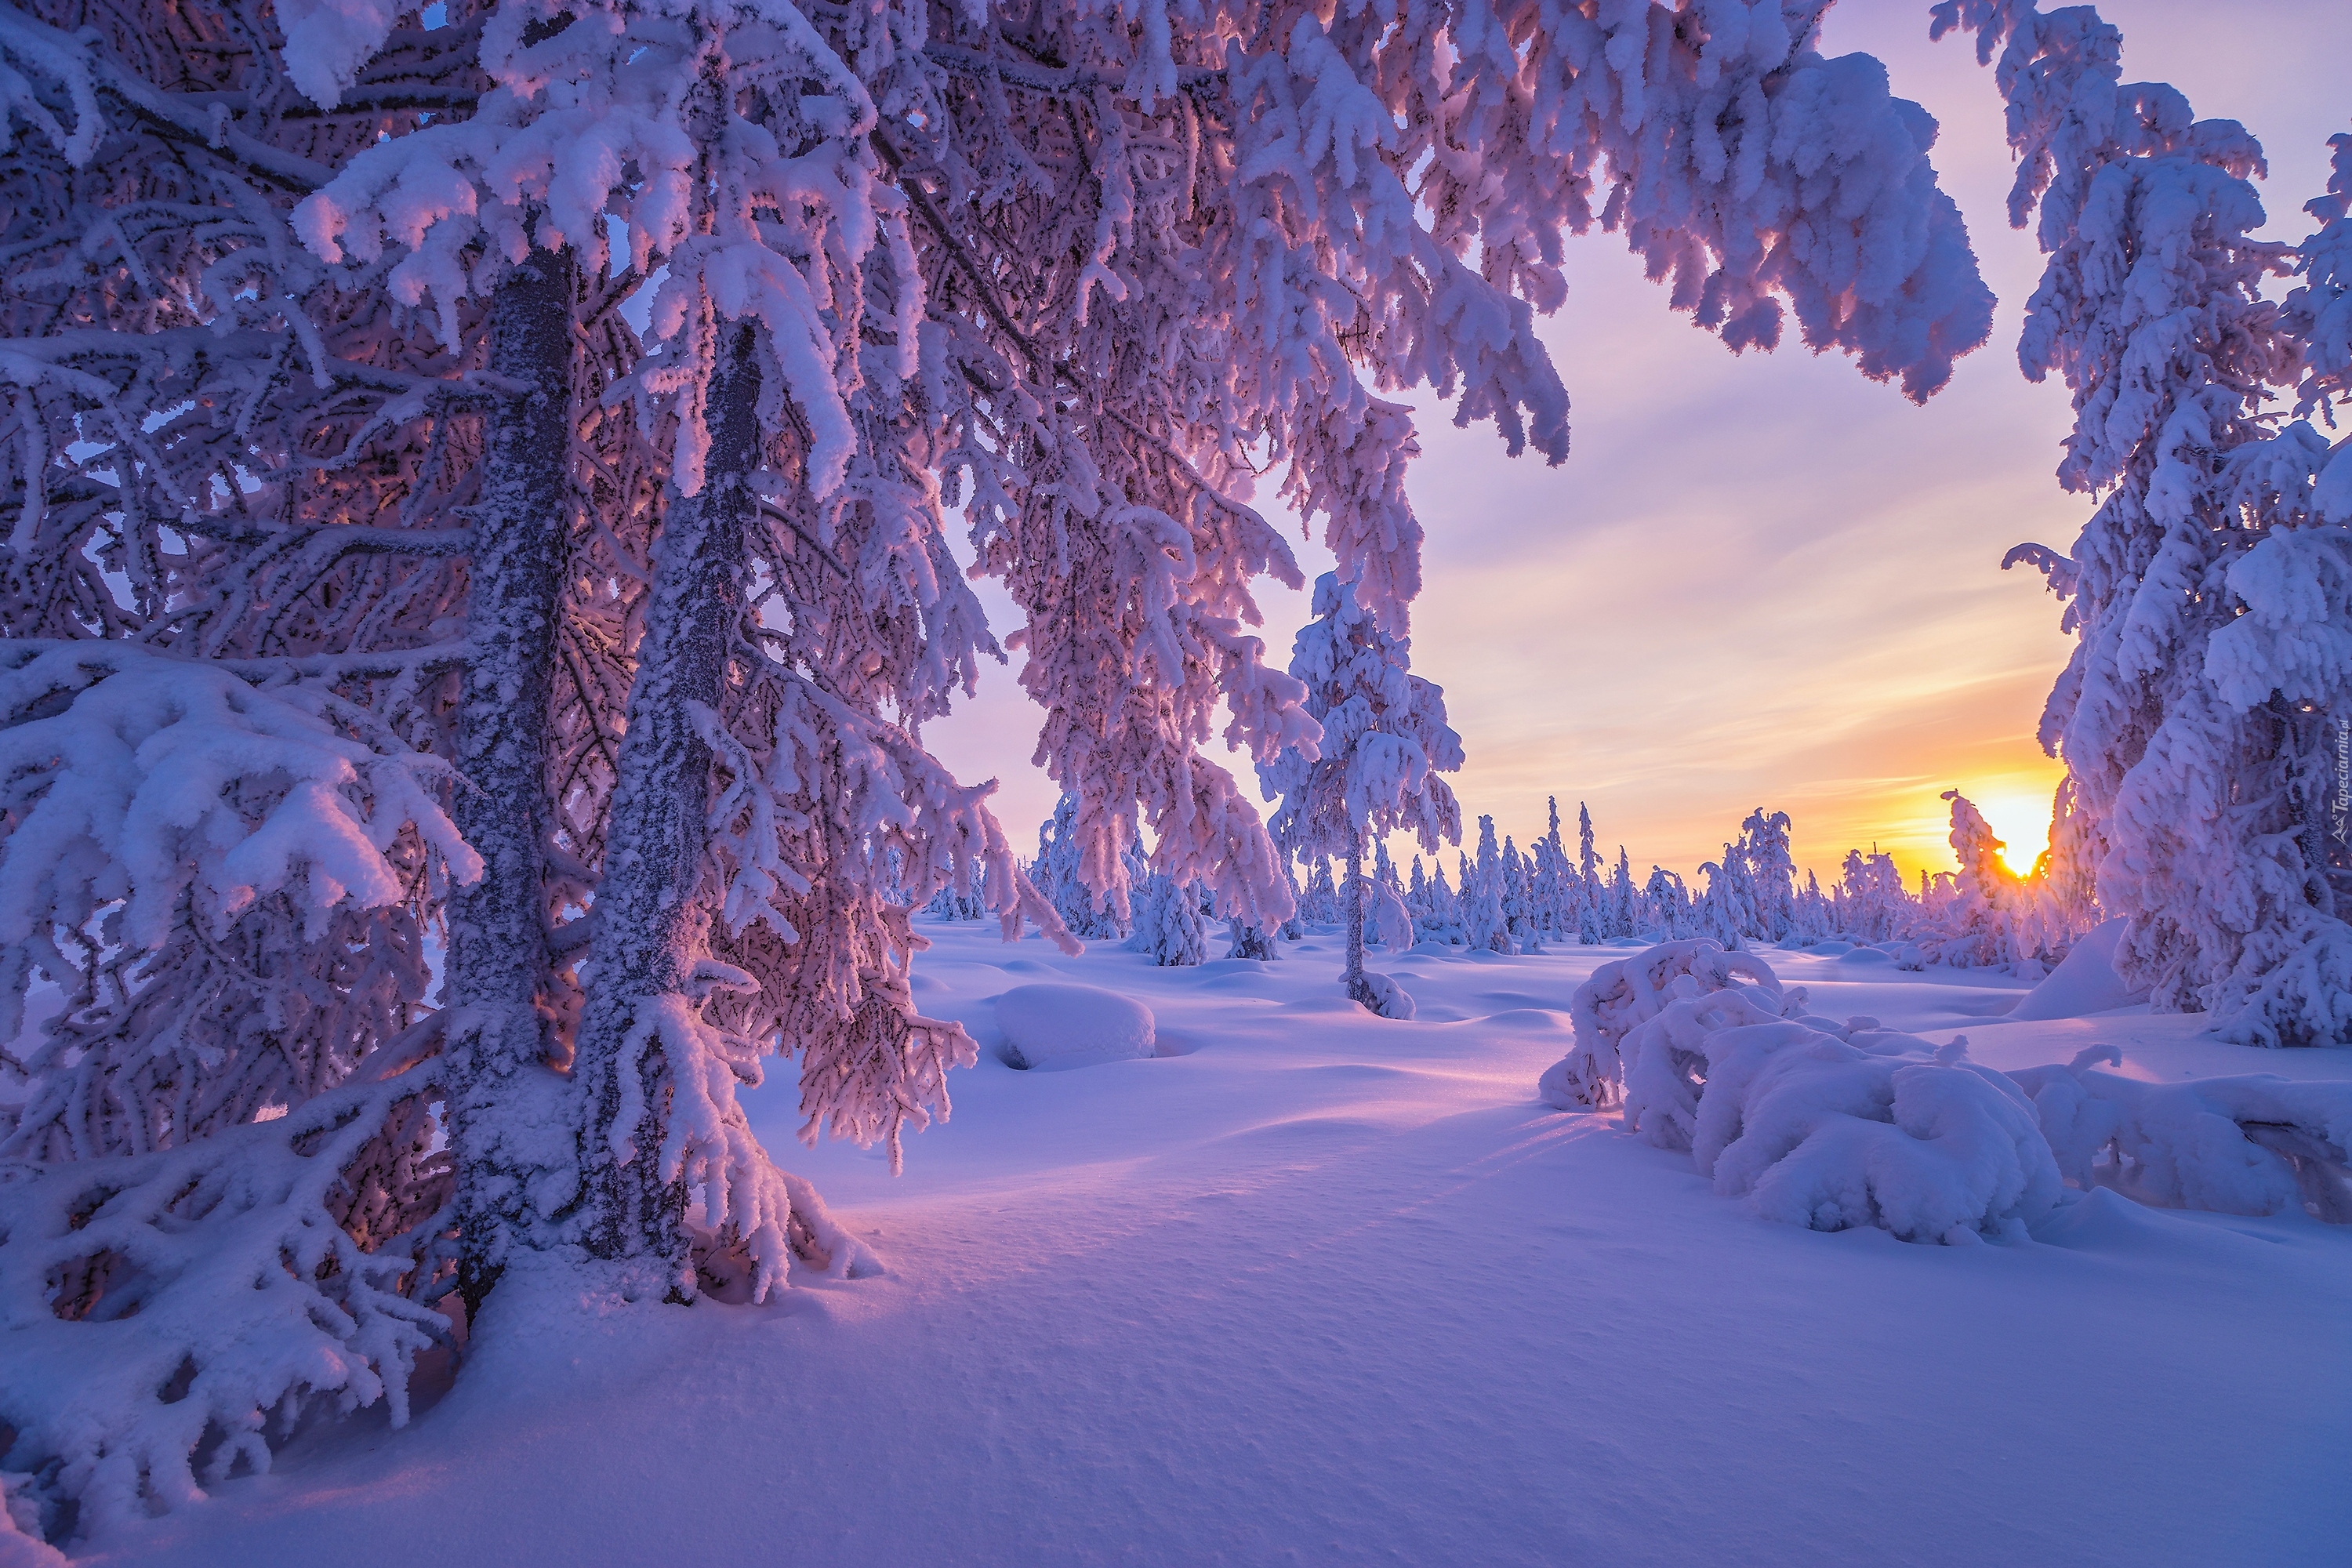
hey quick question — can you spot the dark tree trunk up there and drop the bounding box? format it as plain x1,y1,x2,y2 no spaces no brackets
443,250,574,1316
569,325,761,1290
1344,833,1376,1009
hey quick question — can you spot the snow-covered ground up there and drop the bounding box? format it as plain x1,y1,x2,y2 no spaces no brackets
90,925,2352,1567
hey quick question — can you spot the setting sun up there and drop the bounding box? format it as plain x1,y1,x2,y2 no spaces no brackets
1965,790,2059,877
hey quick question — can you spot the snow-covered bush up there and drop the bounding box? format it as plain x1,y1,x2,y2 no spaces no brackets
2009,1049,2352,1221
1538,939,1784,1113
1689,1023,2063,1243
1563,937,2351,1241
1570,943,2062,1242
1225,919,1281,961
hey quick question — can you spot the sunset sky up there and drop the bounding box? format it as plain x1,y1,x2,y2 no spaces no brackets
924,0,2352,886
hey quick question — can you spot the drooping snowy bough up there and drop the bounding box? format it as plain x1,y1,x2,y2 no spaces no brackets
0,0,1995,1534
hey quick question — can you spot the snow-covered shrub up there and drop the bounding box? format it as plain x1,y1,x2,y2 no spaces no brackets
1690,1024,2063,1243
1539,939,1783,1113
1127,875,1207,967
1617,975,1803,1149
1225,919,1281,961
2009,1050,2352,1221
1355,972,1416,1022
1549,941,2061,1242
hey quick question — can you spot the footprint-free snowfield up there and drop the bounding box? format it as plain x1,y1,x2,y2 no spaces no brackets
89,925,2352,1568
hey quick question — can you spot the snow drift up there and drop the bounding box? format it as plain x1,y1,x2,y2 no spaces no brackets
2005,920,2149,1021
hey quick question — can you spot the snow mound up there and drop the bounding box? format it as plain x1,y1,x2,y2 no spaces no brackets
995,985,1156,1071
2005,920,2148,1021
1540,939,1785,1112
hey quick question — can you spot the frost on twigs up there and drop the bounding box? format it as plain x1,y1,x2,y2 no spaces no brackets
1540,939,1782,1114
2009,1050,2352,1222
0,1062,453,1534
0,644,480,1163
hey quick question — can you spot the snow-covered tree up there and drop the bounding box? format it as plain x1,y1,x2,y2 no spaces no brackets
1609,848,1640,938
1834,847,1913,942
1791,869,1834,945
1576,804,1606,943
1299,855,1341,926
924,858,990,921
1909,790,2084,972
1036,795,1135,939
1500,835,1542,953
1411,855,1466,946
1127,871,1207,967
1532,798,1574,940
1460,817,1510,954
1940,1,2352,1044
0,0,1996,1531
1645,866,1696,939
1264,572,1463,1014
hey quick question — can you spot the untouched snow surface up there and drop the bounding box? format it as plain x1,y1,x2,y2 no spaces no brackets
89,926,2351,1566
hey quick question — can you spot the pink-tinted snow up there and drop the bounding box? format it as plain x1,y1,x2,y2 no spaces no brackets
89,926,2352,1566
